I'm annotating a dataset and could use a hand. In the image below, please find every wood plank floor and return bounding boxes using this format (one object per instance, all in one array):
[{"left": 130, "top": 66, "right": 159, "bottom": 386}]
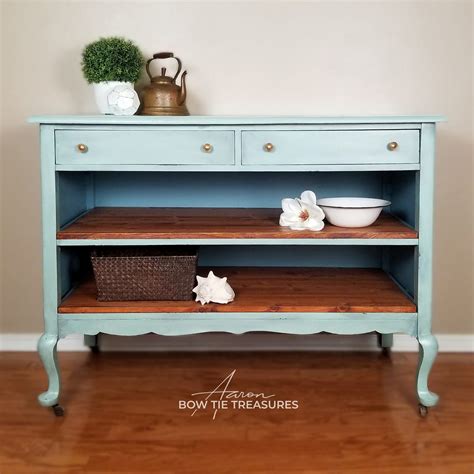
[{"left": 0, "top": 351, "right": 472, "bottom": 474}]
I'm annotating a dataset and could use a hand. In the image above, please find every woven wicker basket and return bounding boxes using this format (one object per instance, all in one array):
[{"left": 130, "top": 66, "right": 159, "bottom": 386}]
[{"left": 91, "top": 247, "right": 198, "bottom": 301}]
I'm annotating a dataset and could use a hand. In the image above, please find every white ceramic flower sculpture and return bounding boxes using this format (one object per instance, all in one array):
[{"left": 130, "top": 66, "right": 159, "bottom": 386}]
[
  {"left": 193, "top": 271, "right": 235, "bottom": 305},
  {"left": 279, "top": 190, "right": 325, "bottom": 231}
]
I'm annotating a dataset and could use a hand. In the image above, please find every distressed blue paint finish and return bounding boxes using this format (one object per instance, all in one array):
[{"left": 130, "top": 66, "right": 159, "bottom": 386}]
[
  {"left": 58, "top": 312, "right": 418, "bottom": 338},
  {"left": 59, "top": 247, "right": 89, "bottom": 297},
  {"left": 388, "top": 171, "right": 417, "bottom": 228},
  {"left": 28, "top": 115, "right": 445, "bottom": 125},
  {"left": 92, "top": 170, "right": 384, "bottom": 206},
  {"left": 417, "top": 335, "right": 439, "bottom": 406},
  {"left": 199, "top": 245, "right": 382, "bottom": 267},
  {"left": 415, "top": 123, "right": 439, "bottom": 407},
  {"left": 379, "top": 333, "right": 394, "bottom": 349},
  {"left": 38, "top": 125, "right": 61, "bottom": 408},
  {"left": 37, "top": 333, "right": 60, "bottom": 407},
  {"left": 388, "top": 246, "right": 416, "bottom": 298},
  {"left": 31, "top": 115, "right": 440, "bottom": 411},
  {"left": 56, "top": 163, "right": 421, "bottom": 172},
  {"left": 57, "top": 172, "right": 89, "bottom": 227},
  {"left": 242, "top": 130, "right": 420, "bottom": 165},
  {"left": 56, "top": 129, "right": 235, "bottom": 166}
]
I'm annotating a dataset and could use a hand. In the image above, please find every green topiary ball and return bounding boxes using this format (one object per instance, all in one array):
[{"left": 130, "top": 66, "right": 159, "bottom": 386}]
[{"left": 81, "top": 36, "right": 144, "bottom": 84}]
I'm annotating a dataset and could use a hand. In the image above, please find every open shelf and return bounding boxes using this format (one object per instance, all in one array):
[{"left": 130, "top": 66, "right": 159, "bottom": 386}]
[
  {"left": 57, "top": 208, "right": 417, "bottom": 241},
  {"left": 59, "top": 267, "right": 416, "bottom": 314}
]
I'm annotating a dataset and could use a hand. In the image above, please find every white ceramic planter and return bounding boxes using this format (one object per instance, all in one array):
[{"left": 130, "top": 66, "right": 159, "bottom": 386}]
[{"left": 93, "top": 81, "right": 134, "bottom": 114}]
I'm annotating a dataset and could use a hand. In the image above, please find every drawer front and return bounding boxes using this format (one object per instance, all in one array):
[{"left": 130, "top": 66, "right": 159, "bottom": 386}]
[
  {"left": 56, "top": 130, "right": 235, "bottom": 165},
  {"left": 242, "top": 130, "right": 419, "bottom": 165}
]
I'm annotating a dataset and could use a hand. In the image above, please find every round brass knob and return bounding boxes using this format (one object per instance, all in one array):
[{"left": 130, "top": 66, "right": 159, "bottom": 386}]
[
  {"left": 76, "top": 144, "right": 88, "bottom": 153},
  {"left": 387, "top": 141, "right": 398, "bottom": 151},
  {"left": 201, "top": 143, "right": 213, "bottom": 153},
  {"left": 263, "top": 143, "right": 274, "bottom": 152}
]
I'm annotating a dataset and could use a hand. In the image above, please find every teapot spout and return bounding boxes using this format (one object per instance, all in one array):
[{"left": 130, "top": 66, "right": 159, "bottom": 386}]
[{"left": 178, "top": 70, "right": 187, "bottom": 105}]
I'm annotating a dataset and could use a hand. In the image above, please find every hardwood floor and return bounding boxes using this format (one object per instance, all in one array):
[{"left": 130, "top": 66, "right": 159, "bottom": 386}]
[{"left": 0, "top": 351, "right": 472, "bottom": 474}]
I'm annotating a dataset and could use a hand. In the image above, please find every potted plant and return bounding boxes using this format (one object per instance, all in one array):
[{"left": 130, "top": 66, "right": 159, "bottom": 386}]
[{"left": 81, "top": 36, "right": 144, "bottom": 114}]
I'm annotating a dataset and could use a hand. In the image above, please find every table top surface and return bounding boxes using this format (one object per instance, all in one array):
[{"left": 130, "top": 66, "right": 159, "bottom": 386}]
[{"left": 28, "top": 114, "right": 446, "bottom": 125}]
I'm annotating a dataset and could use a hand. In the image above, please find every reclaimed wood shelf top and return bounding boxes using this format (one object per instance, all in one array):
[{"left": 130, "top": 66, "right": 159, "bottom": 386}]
[
  {"left": 59, "top": 267, "right": 416, "bottom": 314},
  {"left": 57, "top": 208, "right": 417, "bottom": 240}
]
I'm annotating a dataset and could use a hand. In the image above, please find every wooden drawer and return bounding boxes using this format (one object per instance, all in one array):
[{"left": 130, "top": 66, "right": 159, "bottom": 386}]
[
  {"left": 241, "top": 130, "right": 419, "bottom": 165},
  {"left": 55, "top": 130, "right": 235, "bottom": 165}
]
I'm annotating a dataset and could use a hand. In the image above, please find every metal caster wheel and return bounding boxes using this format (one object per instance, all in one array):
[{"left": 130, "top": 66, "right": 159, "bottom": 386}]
[
  {"left": 52, "top": 404, "right": 65, "bottom": 417},
  {"left": 418, "top": 404, "right": 428, "bottom": 418}
]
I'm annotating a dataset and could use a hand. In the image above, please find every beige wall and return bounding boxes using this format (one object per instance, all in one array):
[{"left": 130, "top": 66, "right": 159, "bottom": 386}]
[{"left": 1, "top": 1, "right": 472, "bottom": 333}]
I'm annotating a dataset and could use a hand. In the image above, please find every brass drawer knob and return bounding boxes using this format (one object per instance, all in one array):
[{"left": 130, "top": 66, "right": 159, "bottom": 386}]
[
  {"left": 387, "top": 141, "right": 398, "bottom": 151},
  {"left": 76, "top": 144, "right": 88, "bottom": 153},
  {"left": 201, "top": 143, "right": 213, "bottom": 153},
  {"left": 263, "top": 143, "right": 274, "bottom": 152}
]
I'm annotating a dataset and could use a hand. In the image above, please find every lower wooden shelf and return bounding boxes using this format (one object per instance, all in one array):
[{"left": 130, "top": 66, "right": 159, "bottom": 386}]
[{"left": 59, "top": 267, "right": 416, "bottom": 314}]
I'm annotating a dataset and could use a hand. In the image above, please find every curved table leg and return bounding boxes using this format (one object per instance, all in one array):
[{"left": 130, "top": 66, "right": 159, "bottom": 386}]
[
  {"left": 37, "top": 333, "right": 61, "bottom": 408},
  {"left": 416, "top": 334, "right": 439, "bottom": 407}
]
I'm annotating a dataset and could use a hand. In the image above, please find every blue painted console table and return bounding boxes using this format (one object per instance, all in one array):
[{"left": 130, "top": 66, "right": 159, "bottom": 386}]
[{"left": 29, "top": 115, "right": 443, "bottom": 416}]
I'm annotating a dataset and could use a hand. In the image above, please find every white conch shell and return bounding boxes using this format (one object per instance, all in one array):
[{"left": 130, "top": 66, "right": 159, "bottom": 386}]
[
  {"left": 193, "top": 271, "right": 235, "bottom": 305},
  {"left": 279, "top": 190, "right": 325, "bottom": 231}
]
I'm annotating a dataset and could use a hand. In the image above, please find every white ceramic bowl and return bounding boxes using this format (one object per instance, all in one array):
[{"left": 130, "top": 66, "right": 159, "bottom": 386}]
[{"left": 317, "top": 197, "right": 391, "bottom": 228}]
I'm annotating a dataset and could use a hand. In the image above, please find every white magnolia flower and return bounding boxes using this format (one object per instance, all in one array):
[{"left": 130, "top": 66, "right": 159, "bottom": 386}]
[
  {"left": 279, "top": 190, "right": 325, "bottom": 231},
  {"left": 193, "top": 271, "right": 235, "bottom": 305},
  {"left": 107, "top": 84, "right": 140, "bottom": 115}
]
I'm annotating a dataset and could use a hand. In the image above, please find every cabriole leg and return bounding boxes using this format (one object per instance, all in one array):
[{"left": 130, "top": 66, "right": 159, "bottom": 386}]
[
  {"left": 416, "top": 334, "right": 439, "bottom": 408},
  {"left": 37, "top": 333, "right": 61, "bottom": 409}
]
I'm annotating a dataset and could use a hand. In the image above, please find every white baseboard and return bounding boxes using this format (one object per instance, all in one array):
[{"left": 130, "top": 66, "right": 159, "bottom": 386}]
[
  {"left": 0, "top": 332, "right": 473, "bottom": 352},
  {"left": 0, "top": 333, "right": 89, "bottom": 352}
]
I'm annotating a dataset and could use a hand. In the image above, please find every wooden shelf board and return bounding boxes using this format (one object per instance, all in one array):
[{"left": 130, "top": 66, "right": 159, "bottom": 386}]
[
  {"left": 59, "top": 267, "right": 416, "bottom": 314},
  {"left": 57, "top": 208, "right": 417, "bottom": 240}
]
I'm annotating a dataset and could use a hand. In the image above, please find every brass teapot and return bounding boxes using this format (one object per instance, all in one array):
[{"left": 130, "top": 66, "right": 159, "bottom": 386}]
[{"left": 141, "top": 52, "right": 189, "bottom": 116}]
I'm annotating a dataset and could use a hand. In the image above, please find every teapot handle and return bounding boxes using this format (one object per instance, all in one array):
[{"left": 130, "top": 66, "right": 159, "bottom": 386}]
[{"left": 146, "top": 52, "right": 182, "bottom": 82}]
